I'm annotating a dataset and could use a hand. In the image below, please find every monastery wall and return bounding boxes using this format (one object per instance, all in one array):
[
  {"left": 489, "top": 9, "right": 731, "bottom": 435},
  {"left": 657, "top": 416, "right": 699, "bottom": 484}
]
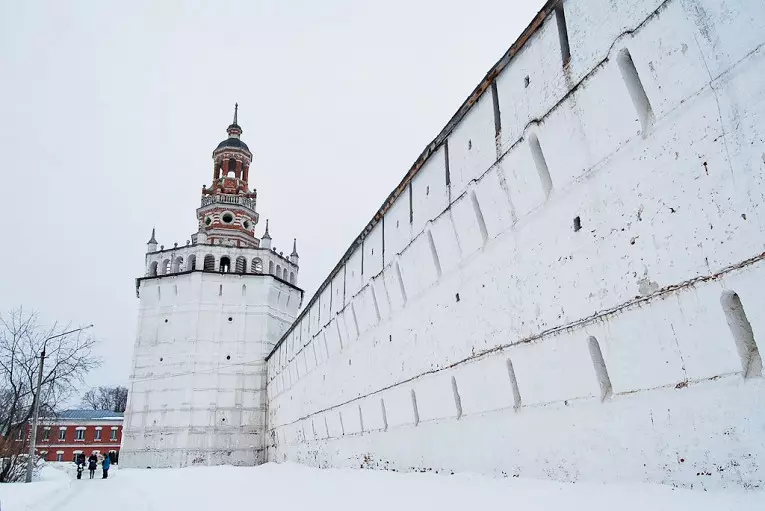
[{"left": 265, "top": 0, "right": 765, "bottom": 489}]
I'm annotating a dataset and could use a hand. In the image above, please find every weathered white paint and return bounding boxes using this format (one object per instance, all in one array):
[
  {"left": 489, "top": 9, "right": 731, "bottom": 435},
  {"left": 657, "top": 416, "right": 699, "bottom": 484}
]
[{"left": 265, "top": 0, "right": 765, "bottom": 490}]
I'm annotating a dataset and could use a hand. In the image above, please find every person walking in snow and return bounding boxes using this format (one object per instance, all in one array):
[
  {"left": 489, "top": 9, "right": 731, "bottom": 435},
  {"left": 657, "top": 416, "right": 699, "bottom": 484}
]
[
  {"left": 102, "top": 453, "right": 111, "bottom": 479},
  {"left": 88, "top": 453, "right": 98, "bottom": 479},
  {"left": 75, "top": 452, "right": 86, "bottom": 479}
]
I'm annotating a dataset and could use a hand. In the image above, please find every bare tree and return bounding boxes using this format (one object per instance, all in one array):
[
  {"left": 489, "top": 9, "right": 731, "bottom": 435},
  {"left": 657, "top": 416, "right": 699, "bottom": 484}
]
[
  {"left": 0, "top": 308, "right": 99, "bottom": 482},
  {"left": 81, "top": 386, "right": 128, "bottom": 413}
]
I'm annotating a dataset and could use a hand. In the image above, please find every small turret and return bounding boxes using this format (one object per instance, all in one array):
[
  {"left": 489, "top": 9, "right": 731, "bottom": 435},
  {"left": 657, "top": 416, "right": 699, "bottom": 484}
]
[
  {"left": 290, "top": 238, "right": 299, "bottom": 265},
  {"left": 147, "top": 227, "right": 158, "bottom": 253},
  {"left": 260, "top": 219, "right": 272, "bottom": 249}
]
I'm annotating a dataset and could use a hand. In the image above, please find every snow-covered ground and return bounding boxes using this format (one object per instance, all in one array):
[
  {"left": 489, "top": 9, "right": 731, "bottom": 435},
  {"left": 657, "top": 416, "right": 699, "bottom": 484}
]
[{"left": 1, "top": 462, "right": 764, "bottom": 511}]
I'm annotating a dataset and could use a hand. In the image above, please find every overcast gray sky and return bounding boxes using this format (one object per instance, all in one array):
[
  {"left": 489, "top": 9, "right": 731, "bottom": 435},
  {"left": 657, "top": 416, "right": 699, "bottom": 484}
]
[{"left": 0, "top": 0, "right": 545, "bottom": 392}]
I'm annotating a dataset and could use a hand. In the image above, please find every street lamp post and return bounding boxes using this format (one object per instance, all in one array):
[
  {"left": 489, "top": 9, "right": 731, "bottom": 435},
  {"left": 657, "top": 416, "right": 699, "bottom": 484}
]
[{"left": 25, "top": 324, "right": 94, "bottom": 483}]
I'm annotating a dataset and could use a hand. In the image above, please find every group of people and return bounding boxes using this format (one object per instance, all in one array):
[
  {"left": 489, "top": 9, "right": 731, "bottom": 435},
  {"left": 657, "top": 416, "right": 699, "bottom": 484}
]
[{"left": 75, "top": 452, "right": 111, "bottom": 480}]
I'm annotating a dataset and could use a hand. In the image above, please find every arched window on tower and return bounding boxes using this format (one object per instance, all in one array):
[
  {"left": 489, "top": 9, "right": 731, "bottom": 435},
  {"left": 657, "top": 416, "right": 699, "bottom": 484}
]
[
  {"left": 290, "top": 272, "right": 295, "bottom": 284},
  {"left": 186, "top": 254, "right": 196, "bottom": 271},
  {"left": 228, "top": 158, "right": 237, "bottom": 177},
  {"left": 161, "top": 259, "right": 170, "bottom": 275},
  {"left": 220, "top": 256, "right": 231, "bottom": 273},
  {"left": 203, "top": 254, "right": 215, "bottom": 271},
  {"left": 148, "top": 261, "right": 158, "bottom": 277},
  {"left": 252, "top": 258, "right": 263, "bottom": 273},
  {"left": 276, "top": 264, "right": 281, "bottom": 278},
  {"left": 235, "top": 256, "right": 247, "bottom": 274},
  {"left": 283, "top": 268, "right": 288, "bottom": 281},
  {"left": 172, "top": 256, "right": 184, "bottom": 273},
  {"left": 269, "top": 261, "right": 274, "bottom": 274}
]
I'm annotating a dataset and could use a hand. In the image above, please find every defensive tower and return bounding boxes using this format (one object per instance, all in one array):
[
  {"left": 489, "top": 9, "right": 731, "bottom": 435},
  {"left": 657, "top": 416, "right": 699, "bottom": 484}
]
[{"left": 121, "top": 107, "right": 302, "bottom": 468}]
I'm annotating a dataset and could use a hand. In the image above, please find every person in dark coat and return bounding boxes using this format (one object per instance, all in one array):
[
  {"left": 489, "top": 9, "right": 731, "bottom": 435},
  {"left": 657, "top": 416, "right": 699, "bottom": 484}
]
[
  {"left": 75, "top": 453, "right": 85, "bottom": 480},
  {"left": 102, "top": 454, "right": 111, "bottom": 479},
  {"left": 88, "top": 453, "right": 98, "bottom": 479}
]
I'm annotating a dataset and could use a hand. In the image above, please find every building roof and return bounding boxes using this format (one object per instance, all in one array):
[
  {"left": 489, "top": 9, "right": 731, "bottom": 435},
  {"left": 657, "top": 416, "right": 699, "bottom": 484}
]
[
  {"left": 55, "top": 410, "right": 124, "bottom": 421},
  {"left": 215, "top": 137, "right": 250, "bottom": 152}
]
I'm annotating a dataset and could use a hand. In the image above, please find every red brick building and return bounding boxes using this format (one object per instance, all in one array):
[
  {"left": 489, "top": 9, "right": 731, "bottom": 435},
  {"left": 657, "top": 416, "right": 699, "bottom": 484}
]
[{"left": 26, "top": 410, "right": 123, "bottom": 464}]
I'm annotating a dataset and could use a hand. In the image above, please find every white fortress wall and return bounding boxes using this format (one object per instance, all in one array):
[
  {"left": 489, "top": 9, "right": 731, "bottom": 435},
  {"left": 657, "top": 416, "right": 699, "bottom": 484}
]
[{"left": 265, "top": 0, "right": 765, "bottom": 489}]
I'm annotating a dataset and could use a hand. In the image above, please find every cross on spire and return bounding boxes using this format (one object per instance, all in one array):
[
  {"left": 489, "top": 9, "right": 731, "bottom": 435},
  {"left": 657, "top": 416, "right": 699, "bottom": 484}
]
[{"left": 233, "top": 103, "right": 238, "bottom": 125}]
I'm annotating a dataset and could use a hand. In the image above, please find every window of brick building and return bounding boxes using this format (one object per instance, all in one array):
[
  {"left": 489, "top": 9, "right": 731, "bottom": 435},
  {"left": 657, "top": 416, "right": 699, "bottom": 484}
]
[
  {"left": 110, "top": 428, "right": 118, "bottom": 440},
  {"left": 56, "top": 452, "right": 64, "bottom": 462},
  {"left": 59, "top": 428, "right": 66, "bottom": 440},
  {"left": 95, "top": 428, "right": 102, "bottom": 440},
  {"left": 76, "top": 429, "right": 85, "bottom": 441},
  {"left": 43, "top": 427, "right": 51, "bottom": 441}
]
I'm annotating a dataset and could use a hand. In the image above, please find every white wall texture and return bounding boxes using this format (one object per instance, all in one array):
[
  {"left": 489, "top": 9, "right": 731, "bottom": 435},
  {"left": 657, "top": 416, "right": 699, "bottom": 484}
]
[
  {"left": 264, "top": 0, "right": 765, "bottom": 490},
  {"left": 121, "top": 271, "right": 301, "bottom": 468}
]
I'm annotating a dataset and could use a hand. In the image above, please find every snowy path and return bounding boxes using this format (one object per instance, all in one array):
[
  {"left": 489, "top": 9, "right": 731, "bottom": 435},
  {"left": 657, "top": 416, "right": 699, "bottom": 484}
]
[{"left": 2, "top": 463, "right": 764, "bottom": 511}]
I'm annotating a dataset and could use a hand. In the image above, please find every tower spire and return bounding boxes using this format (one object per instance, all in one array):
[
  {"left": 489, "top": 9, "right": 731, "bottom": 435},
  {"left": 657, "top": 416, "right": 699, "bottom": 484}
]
[
  {"left": 262, "top": 219, "right": 271, "bottom": 239},
  {"left": 290, "top": 237, "right": 299, "bottom": 264},
  {"left": 226, "top": 103, "right": 243, "bottom": 138},
  {"left": 148, "top": 227, "right": 157, "bottom": 244},
  {"left": 260, "top": 219, "right": 272, "bottom": 249}
]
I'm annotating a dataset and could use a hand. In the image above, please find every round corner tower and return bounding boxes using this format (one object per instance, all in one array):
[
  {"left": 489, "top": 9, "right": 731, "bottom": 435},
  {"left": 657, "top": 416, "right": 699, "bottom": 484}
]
[{"left": 121, "top": 106, "right": 303, "bottom": 468}]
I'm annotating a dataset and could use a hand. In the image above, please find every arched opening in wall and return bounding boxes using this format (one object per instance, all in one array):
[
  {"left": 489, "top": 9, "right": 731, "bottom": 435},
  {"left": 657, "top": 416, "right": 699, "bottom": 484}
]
[
  {"left": 380, "top": 398, "right": 388, "bottom": 432},
  {"left": 276, "top": 264, "right": 282, "bottom": 278},
  {"left": 228, "top": 158, "right": 237, "bottom": 177},
  {"left": 252, "top": 258, "right": 263, "bottom": 273},
  {"left": 470, "top": 190, "right": 489, "bottom": 245},
  {"left": 268, "top": 261, "right": 275, "bottom": 274},
  {"left": 451, "top": 376, "right": 463, "bottom": 419},
  {"left": 148, "top": 261, "right": 158, "bottom": 277},
  {"left": 506, "top": 358, "right": 522, "bottom": 410},
  {"left": 283, "top": 268, "right": 288, "bottom": 281},
  {"left": 411, "top": 389, "right": 420, "bottom": 426},
  {"left": 427, "top": 229, "right": 442, "bottom": 278},
  {"left": 554, "top": 3, "right": 571, "bottom": 66},
  {"left": 395, "top": 261, "right": 408, "bottom": 305},
  {"left": 220, "top": 256, "right": 231, "bottom": 273},
  {"left": 161, "top": 259, "right": 170, "bottom": 275},
  {"left": 528, "top": 133, "right": 552, "bottom": 198},
  {"left": 235, "top": 256, "right": 247, "bottom": 274},
  {"left": 720, "top": 291, "right": 762, "bottom": 378},
  {"left": 203, "top": 254, "right": 215, "bottom": 271},
  {"left": 617, "top": 48, "right": 654, "bottom": 136},
  {"left": 171, "top": 256, "right": 184, "bottom": 273},
  {"left": 186, "top": 254, "right": 196, "bottom": 271},
  {"left": 588, "top": 336, "right": 613, "bottom": 400},
  {"left": 289, "top": 272, "right": 295, "bottom": 284}
]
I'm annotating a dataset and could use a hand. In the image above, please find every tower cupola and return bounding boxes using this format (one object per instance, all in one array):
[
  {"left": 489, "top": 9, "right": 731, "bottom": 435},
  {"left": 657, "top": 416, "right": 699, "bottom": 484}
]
[
  {"left": 290, "top": 238, "right": 299, "bottom": 265},
  {"left": 260, "top": 219, "right": 272, "bottom": 250},
  {"left": 147, "top": 227, "right": 158, "bottom": 252},
  {"left": 199, "top": 104, "right": 260, "bottom": 248}
]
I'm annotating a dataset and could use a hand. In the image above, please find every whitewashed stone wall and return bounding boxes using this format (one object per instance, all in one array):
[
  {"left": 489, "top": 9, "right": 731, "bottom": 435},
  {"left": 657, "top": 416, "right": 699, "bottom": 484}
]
[
  {"left": 264, "top": 0, "right": 765, "bottom": 490},
  {"left": 121, "top": 271, "right": 301, "bottom": 468}
]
